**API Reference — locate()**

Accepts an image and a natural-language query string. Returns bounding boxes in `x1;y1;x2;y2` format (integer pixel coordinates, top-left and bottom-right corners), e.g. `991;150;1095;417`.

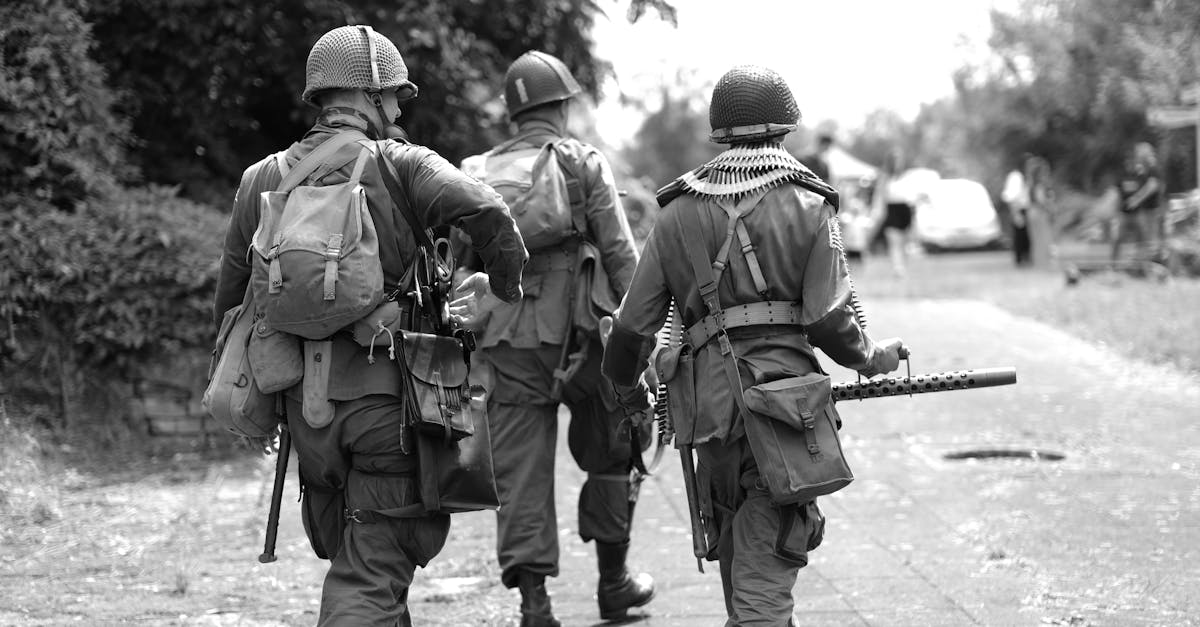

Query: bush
0;186;226;431
0;0;132;208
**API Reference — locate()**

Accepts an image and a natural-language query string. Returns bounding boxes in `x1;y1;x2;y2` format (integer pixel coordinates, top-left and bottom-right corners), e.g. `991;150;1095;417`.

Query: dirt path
2;294;1197;625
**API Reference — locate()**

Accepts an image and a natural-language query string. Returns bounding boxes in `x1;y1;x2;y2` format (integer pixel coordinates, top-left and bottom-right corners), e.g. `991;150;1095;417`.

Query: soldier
601;65;905;625
211;25;527;626
452;51;654;626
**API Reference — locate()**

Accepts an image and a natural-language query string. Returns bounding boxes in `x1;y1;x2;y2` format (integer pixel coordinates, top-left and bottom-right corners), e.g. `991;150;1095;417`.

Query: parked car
913;178;1004;251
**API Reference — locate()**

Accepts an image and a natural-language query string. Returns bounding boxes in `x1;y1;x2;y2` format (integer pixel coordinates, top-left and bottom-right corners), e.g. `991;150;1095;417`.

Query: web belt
683;300;803;352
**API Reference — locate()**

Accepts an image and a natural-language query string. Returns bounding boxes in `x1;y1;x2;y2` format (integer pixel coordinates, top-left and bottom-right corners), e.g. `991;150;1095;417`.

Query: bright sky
592;0;1013;145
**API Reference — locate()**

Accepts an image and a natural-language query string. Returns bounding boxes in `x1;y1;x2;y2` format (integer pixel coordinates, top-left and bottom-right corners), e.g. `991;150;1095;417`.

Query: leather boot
596;540;655;620
517;571;560;627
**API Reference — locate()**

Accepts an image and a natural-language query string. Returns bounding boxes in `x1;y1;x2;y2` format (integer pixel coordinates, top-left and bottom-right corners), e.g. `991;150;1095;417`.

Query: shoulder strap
277;130;368;192
548;138;597;236
372;141;435;250
274;151;291;178
712;193;770;298
675;207;753;417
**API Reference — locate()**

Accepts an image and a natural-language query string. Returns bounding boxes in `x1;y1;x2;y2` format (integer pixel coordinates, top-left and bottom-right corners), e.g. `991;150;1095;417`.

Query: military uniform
213;26;526;627
603;66;900;626
460;50;653;626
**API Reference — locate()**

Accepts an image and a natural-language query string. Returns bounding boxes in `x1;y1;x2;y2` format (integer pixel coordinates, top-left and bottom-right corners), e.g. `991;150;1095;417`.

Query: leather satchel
398;331;475;442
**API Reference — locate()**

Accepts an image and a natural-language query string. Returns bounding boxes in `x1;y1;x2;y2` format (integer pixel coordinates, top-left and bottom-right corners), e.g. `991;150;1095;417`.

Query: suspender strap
277;131;368;192
683;300;802;352
675;208;753;419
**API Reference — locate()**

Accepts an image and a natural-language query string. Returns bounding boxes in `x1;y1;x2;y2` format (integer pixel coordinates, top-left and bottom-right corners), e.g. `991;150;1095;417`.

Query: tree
0;0;131;209
922;0;1200;193
83;0;676;205
622;72;720;190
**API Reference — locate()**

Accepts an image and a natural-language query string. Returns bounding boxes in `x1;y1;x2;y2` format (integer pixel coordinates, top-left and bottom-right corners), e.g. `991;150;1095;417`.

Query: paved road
405;297;1200;626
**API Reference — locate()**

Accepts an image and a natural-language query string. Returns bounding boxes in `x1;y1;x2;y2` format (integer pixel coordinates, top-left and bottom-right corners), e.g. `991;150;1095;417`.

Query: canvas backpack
249;130;384;340
461;136;577;251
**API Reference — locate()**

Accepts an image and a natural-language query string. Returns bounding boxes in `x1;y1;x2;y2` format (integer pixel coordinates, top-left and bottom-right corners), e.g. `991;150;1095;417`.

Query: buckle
345;508;366;524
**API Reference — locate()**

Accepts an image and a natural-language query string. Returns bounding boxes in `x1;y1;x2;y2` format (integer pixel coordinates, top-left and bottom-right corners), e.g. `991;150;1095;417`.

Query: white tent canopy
825;145;878;182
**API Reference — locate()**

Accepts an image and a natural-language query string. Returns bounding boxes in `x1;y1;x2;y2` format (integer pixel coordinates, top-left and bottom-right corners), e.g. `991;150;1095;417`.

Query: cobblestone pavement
409;298;1200;626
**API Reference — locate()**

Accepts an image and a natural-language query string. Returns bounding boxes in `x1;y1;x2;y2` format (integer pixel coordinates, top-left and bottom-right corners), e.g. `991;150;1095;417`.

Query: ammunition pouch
247;315;303;394
655;343;697;445
740;372;853;505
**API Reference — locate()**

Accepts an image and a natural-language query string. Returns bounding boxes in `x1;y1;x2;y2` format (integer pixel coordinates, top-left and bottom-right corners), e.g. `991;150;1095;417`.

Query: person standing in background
1002;157;1031;266
874;149;913;278
1111;142;1162;262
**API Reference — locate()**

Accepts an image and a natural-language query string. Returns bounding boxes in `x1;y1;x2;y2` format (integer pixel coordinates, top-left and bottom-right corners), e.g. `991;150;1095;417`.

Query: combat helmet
708;65;799;144
504;51;582;117
302;25;418;105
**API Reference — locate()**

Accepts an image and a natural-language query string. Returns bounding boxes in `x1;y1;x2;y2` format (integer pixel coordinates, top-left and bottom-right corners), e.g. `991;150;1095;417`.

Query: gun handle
258;424;291;564
678;445;708;573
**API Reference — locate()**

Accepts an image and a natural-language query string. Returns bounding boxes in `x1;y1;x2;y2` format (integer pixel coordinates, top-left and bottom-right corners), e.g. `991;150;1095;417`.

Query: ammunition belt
683;300;803;351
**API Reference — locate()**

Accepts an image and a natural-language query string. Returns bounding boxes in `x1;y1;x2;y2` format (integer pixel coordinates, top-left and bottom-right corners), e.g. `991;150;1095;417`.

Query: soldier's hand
599;315;614;347
450;272;502;326
859;337;907;378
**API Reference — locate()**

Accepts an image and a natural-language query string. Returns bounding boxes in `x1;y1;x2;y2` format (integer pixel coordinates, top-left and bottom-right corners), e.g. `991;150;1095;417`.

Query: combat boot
517;571;560;627
596;539;655;620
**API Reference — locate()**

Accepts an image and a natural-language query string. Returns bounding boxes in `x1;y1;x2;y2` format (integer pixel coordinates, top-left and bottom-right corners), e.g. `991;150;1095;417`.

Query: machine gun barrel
832;367;1017;402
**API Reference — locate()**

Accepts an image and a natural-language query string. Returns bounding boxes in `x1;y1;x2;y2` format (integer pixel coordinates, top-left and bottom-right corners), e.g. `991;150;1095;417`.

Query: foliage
621;72;721;189
0;187;225;376
0;0;132;209
83;0;676;205
905;0;1200;195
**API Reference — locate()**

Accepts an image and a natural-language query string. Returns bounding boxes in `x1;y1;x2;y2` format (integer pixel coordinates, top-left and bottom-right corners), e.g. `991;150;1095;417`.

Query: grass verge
852;248;1200;374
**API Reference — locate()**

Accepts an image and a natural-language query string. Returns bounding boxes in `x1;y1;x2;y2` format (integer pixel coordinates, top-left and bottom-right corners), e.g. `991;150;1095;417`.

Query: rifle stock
258;422;290;564
678;444;707;573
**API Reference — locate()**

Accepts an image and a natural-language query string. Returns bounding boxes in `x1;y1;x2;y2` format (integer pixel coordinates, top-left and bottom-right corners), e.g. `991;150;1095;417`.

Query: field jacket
465;120;639;349
213;111;526;400
603;183;889;445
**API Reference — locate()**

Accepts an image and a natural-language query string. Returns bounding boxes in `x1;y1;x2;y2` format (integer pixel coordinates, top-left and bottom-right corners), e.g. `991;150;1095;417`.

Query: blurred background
2;0;1198;509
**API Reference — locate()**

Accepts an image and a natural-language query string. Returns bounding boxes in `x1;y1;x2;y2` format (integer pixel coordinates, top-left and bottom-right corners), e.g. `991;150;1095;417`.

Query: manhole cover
942;448;1065;461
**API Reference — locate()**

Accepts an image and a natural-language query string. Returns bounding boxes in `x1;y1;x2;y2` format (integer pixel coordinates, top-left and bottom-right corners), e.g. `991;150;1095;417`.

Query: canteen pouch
399;332;474;442
302;340;336;429
655;343;697;444
572;241;621;337
247;317;303;394
740;372;853;505
202;303;277;438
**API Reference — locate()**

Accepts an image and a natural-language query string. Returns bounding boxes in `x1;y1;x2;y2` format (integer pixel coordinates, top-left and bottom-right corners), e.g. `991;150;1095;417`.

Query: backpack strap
551;139;595;236
274;151;291;178
277;130;368;192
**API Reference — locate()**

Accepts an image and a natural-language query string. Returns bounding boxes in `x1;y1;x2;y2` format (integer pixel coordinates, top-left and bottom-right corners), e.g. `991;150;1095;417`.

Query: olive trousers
286;395;451;627
697;436;825;627
478;341;642;588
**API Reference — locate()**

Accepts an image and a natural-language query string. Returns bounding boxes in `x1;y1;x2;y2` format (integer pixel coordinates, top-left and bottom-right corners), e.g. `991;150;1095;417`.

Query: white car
913;178;1003;250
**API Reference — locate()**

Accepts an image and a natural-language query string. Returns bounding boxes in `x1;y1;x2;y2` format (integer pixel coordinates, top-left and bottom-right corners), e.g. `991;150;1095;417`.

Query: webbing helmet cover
504;51;582;117
708;65;800;144
302;25;418;105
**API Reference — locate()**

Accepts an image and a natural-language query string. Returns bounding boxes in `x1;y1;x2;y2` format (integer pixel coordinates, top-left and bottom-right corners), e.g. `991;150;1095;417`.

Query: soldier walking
453;50;655;626
602;65;905;626
212;25;526;626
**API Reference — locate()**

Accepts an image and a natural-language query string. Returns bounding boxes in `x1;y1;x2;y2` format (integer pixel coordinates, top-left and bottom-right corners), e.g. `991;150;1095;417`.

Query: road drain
943;448;1065;461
